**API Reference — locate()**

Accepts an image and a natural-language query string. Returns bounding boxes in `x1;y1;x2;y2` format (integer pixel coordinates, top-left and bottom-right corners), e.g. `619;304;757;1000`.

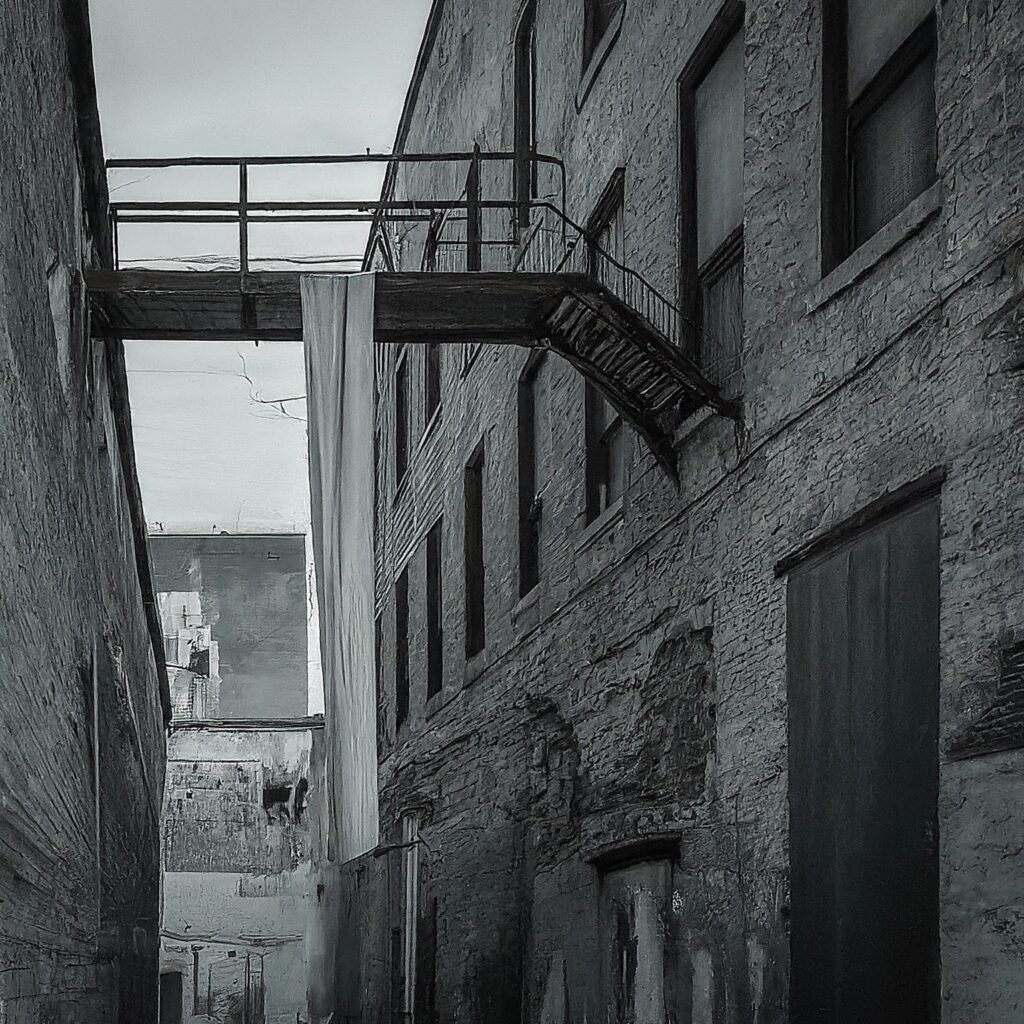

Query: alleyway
3;0;1024;1022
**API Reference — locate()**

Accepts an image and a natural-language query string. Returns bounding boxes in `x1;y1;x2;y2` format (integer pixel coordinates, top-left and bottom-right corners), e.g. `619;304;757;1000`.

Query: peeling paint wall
0;0;166;1020
160;724;325;1024
347;0;1024;1022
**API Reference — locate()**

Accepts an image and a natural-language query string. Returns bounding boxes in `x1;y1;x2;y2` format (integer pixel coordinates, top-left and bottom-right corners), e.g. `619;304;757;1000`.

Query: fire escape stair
540;276;738;479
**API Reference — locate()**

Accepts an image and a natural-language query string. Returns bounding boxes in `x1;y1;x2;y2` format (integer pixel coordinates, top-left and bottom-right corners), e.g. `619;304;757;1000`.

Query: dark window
823;2;936;269
585;384;626;522
426;520;443;698
584;174;629;523
395;353;409;488
680;14;744;383
424;344;441;428
395;569;410;726
514;1;539;224
518;357;545;597
464;441;485;657
787;497;939;1024
584;0;624;67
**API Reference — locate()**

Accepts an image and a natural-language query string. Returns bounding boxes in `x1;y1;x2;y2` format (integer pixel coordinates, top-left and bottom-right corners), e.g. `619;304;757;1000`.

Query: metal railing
105;150;566;275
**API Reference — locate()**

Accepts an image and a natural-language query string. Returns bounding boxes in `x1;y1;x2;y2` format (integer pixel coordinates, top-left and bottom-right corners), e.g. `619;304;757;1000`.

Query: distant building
151;534;323;1024
0;0;169;1019
151;534;309;720
313;1;1024;1022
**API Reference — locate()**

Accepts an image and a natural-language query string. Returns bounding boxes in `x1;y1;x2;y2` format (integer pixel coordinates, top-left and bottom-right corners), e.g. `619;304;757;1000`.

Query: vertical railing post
238;162;249;277
466;144;482;272
239;162;256;334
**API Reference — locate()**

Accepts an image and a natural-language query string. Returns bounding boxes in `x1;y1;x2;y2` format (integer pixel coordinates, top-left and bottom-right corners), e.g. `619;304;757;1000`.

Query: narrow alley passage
3;1;1024;1023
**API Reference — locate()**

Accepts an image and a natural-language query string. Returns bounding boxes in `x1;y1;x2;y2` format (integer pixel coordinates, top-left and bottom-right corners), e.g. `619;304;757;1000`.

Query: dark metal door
159;972;183;1024
787;498;939;1024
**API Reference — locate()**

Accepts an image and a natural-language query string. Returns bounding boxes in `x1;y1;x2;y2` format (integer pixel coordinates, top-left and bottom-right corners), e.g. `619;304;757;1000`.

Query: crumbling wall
0;0;166;1020
159;724;322;1024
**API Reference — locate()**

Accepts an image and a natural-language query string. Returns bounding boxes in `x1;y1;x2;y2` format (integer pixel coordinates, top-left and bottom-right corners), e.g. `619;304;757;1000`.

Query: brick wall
353;1;1024;1021
0;1;167;1019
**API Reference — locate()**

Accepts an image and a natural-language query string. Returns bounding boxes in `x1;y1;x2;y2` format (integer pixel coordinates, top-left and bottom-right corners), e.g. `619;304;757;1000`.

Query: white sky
91;0;433;712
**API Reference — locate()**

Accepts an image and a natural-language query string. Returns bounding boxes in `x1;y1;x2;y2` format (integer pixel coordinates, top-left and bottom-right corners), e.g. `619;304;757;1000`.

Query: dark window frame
584;173;628;524
395;568;410;727
424;343;442;432
821;5;937;273
394;348;410;492
677;2;745;372
464;440;486;658
517;353;544;598
583;0;626;73
426;519;444;698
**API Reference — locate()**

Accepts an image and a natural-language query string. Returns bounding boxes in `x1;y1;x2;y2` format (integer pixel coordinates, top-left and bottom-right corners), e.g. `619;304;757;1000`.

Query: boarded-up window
693;27;744;383
787;497;939;1024
850;44;936;246
823;3;936;265
518;357;545;596
395;569;410;727
426;520;443;698
464;441;486;657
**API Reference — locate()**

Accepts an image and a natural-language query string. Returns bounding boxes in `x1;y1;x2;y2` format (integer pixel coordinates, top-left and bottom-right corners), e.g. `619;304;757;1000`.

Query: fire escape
87;150;740;479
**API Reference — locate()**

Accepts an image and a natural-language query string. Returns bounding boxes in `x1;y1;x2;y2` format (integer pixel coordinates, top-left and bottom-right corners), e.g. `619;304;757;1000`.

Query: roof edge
363;0;447;268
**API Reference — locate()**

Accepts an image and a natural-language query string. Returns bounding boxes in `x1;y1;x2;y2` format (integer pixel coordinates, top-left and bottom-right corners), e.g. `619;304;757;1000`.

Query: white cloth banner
301;273;379;864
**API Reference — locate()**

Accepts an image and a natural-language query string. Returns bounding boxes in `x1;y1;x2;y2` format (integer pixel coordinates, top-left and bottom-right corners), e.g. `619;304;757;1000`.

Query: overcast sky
91;0;432;713
88;0;431;534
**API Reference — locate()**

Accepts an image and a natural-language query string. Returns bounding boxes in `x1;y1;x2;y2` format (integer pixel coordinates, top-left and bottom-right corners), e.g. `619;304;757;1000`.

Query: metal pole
239;163;249;277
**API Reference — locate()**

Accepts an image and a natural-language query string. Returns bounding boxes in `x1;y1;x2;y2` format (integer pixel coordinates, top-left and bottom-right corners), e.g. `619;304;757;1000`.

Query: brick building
0;0;169;1019
328;0;1024;1021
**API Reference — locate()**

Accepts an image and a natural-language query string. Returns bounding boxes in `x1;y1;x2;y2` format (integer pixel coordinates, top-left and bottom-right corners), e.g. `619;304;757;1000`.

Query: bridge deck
86;269;580;345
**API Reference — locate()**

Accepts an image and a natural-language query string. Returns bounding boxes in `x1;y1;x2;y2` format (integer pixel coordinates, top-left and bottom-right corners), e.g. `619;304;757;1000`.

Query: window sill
420;405;442;447
464;648;488;686
807;180;943;313
575;6;626;110
576;496;625;554
512;584;542;632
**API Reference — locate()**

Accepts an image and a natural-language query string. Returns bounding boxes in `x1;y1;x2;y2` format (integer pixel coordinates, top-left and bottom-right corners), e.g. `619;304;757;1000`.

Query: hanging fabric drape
301;273;379;865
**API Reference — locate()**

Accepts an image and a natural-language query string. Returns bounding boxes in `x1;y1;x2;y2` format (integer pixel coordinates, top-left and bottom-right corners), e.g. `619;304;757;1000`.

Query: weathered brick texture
350;1;1024;1022
0;1;166;1020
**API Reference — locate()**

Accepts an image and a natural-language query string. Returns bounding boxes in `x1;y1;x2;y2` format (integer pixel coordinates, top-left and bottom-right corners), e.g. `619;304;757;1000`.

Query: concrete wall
354;1;1024;1022
151;535;309;720
0;0;167;1020
160;724;324;1024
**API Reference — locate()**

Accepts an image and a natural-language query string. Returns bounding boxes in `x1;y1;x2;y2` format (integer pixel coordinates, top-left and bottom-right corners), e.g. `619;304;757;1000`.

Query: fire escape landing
88;153;740;480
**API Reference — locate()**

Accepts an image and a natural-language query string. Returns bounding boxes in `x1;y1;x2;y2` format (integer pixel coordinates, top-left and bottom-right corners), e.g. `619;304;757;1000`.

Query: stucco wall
354;1;1024;1022
0;0;167;1020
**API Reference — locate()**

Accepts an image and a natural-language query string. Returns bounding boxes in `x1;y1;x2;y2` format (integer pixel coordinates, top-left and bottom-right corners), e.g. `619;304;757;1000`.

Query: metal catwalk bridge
87;151;739;478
